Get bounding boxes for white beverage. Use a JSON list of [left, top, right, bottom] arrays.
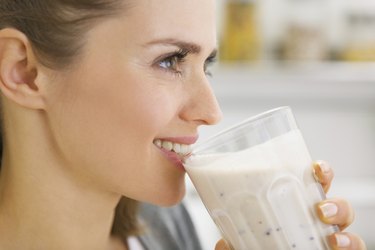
[[185, 129, 336, 250]]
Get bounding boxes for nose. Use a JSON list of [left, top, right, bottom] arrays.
[[179, 73, 223, 126]]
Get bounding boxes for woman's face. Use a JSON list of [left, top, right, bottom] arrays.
[[44, 0, 221, 205]]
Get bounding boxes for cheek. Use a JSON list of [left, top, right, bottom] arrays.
[[53, 67, 173, 144], [115, 81, 178, 146], [46, 68, 181, 196]]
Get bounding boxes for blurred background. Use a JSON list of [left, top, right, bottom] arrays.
[[183, 0, 375, 249]]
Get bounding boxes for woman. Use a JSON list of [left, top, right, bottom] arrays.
[[0, 0, 366, 249]]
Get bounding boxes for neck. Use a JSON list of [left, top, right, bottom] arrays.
[[0, 155, 122, 249], [0, 120, 123, 249]]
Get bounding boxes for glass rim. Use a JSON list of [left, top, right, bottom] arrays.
[[193, 106, 292, 153]]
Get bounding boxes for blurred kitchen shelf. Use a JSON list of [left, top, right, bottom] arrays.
[[213, 62, 375, 81], [209, 62, 375, 109]]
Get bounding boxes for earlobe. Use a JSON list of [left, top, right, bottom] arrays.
[[0, 28, 45, 110]]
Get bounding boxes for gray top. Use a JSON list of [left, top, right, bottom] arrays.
[[136, 202, 203, 250]]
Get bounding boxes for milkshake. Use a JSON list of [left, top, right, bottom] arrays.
[[184, 108, 337, 250]]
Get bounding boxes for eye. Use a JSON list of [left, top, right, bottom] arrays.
[[204, 54, 217, 77], [159, 56, 180, 71], [157, 50, 188, 76]]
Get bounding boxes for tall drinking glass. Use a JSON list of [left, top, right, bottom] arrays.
[[184, 107, 338, 250]]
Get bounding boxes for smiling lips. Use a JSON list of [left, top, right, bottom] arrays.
[[153, 137, 197, 170], [153, 139, 192, 157]]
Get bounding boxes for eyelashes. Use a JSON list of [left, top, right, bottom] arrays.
[[156, 49, 188, 76], [204, 54, 217, 77], [153, 49, 216, 77]]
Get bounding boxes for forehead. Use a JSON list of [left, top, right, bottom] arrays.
[[120, 0, 217, 50]]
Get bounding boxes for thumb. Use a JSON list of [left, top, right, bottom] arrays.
[[215, 239, 232, 250]]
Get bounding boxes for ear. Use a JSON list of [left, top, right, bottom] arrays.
[[0, 28, 46, 110]]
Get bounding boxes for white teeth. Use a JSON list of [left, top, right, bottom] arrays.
[[173, 143, 181, 153], [153, 139, 192, 156], [180, 144, 190, 155], [162, 141, 173, 151], [154, 139, 162, 148]]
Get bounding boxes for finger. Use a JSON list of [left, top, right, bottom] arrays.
[[316, 198, 355, 230], [215, 239, 232, 250], [328, 232, 367, 250], [313, 161, 334, 193]]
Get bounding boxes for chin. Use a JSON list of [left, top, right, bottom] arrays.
[[149, 185, 186, 207]]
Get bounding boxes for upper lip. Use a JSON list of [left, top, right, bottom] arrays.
[[155, 135, 199, 145]]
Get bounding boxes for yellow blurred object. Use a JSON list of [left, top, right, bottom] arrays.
[[342, 47, 375, 62], [341, 11, 375, 62], [219, 0, 261, 62]]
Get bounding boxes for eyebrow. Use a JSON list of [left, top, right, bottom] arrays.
[[145, 38, 217, 57]]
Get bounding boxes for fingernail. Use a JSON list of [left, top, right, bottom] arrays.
[[335, 234, 351, 248], [317, 161, 330, 174], [319, 202, 338, 218]]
